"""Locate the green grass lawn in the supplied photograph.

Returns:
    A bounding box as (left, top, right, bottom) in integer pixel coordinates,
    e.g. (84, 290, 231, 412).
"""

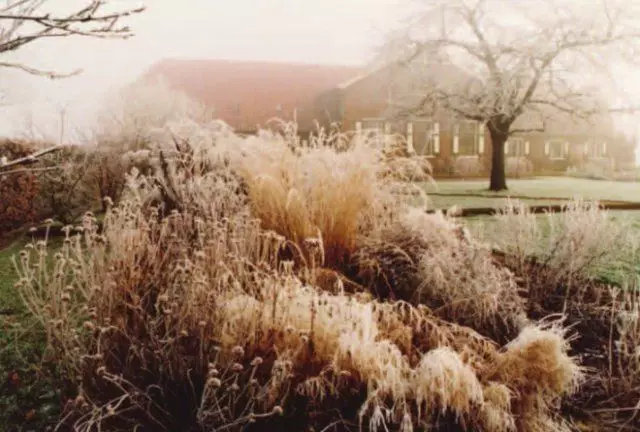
(423, 177, 640, 209)
(464, 209, 640, 286)
(0, 236, 66, 431)
(425, 195, 566, 211)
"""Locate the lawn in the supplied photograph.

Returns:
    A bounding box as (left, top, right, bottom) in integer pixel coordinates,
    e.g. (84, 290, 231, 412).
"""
(465, 209, 640, 286)
(0, 236, 66, 431)
(423, 176, 640, 209)
(418, 176, 640, 285)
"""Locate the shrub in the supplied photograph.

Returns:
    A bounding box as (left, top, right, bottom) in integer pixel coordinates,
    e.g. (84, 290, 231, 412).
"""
(353, 208, 527, 342)
(35, 146, 98, 225)
(13, 126, 583, 431)
(505, 156, 533, 178)
(211, 121, 403, 270)
(383, 155, 432, 182)
(94, 76, 214, 152)
(0, 140, 40, 233)
(453, 155, 484, 177)
(565, 160, 611, 180)
(484, 200, 630, 300)
(85, 148, 128, 211)
(15, 208, 580, 432)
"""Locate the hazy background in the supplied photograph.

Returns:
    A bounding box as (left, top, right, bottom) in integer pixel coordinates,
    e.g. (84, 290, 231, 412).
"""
(0, 0, 638, 154)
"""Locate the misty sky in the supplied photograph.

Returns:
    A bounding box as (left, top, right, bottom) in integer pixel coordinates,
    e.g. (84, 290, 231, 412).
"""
(0, 0, 638, 145)
(0, 0, 405, 139)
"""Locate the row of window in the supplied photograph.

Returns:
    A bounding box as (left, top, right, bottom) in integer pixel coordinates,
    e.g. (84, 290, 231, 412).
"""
(506, 138, 608, 159)
(355, 118, 608, 159)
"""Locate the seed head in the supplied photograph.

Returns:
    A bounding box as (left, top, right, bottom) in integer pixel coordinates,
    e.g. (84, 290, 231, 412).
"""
(207, 377, 221, 388)
(272, 405, 284, 415)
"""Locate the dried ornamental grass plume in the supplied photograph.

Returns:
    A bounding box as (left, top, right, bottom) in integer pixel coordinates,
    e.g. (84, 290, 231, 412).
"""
(487, 200, 631, 292)
(12, 123, 585, 431)
(207, 121, 407, 269)
(413, 348, 484, 419)
(478, 382, 517, 432)
(484, 324, 583, 430)
(354, 208, 527, 342)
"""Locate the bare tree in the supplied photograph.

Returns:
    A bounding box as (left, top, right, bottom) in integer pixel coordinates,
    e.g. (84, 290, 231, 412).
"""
(1, 0, 145, 77)
(387, 0, 640, 190)
(0, 0, 145, 173)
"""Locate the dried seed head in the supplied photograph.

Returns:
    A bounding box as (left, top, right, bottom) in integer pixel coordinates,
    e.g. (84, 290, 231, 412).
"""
(61, 292, 71, 302)
(207, 377, 222, 388)
(180, 330, 188, 337)
(228, 383, 240, 392)
(198, 320, 207, 328)
(250, 357, 263, 367)
(272, 405, 284, 415)
(231, 345, 244, 357)
(83, 321, 95, 331)
(231, 363, 244, 373)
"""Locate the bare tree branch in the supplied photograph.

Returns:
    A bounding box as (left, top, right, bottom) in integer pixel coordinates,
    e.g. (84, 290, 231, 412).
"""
(0, 144, 66, 175)
(0, 165, 60, 176)
(0, 0, 145, 77)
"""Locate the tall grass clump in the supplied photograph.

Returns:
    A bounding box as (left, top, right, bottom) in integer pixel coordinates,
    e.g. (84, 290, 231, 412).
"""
(209, 121, 407, 270)
(354, 208, 527, 342)
(485, 200, 633, 291)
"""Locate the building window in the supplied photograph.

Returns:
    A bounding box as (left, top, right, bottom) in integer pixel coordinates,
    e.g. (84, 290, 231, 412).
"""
(584, 140, 607, 158)
(546, 139, 568, 159)
(361, 118, 385, 132)
(454, 121, 480, 156)
(412, 119, 440, 156)
(361, 118, 388, 149)
(506, 137, 527, 156)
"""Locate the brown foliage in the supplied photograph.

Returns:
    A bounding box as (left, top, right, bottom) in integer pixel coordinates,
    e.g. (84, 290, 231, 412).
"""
(0, 140, 40, 233)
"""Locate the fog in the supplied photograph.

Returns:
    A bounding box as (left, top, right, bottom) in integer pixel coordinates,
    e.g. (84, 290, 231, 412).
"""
(0, 0, 639, 155)
(0, 0, 404, 139)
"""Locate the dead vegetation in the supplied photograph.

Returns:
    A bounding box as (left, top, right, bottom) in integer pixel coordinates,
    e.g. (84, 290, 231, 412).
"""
(11, 120, 640, 431)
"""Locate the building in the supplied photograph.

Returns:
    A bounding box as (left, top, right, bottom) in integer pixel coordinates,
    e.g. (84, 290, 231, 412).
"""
(141, 58, 636, 176)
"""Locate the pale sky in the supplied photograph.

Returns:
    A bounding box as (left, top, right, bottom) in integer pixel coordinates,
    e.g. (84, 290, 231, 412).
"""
(0, 0, 405, 139)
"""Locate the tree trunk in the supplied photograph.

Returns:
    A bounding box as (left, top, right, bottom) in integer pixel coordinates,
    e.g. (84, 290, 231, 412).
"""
(488, 124, 508, 191)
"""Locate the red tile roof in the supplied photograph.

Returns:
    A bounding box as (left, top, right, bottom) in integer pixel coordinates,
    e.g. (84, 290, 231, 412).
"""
(141, 59, 363, 132)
